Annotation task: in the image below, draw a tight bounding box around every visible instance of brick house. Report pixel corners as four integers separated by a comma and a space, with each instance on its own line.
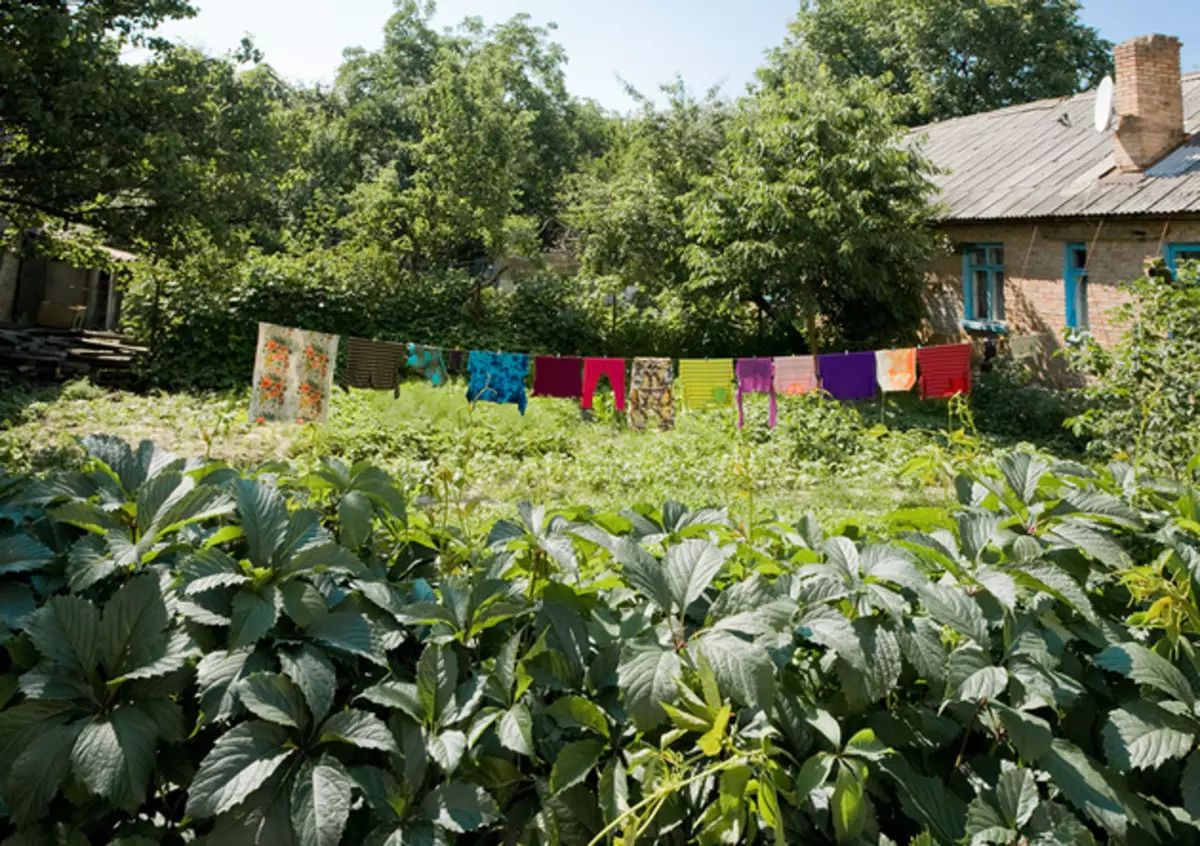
913, 34, 1200, 375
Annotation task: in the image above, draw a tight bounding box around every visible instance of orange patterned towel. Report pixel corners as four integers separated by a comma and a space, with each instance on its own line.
773, 356, 819, 396
875, 348, 917, 393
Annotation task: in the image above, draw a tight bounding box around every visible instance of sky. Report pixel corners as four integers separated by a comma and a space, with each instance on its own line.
156, 0, 1200, 112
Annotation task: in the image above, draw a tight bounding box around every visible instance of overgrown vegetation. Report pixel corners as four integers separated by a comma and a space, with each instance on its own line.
2, 434, 1200, 844
1065, 259, 1200, 475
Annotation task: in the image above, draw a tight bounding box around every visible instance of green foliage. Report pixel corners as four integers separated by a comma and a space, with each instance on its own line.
1064, 259, 1200, 474
969, 359, 1085, 453
772, 0, 1113, 125
2, 435, 1200, 843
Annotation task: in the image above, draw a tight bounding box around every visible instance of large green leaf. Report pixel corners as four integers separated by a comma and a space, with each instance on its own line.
0, 532, 54, 575
186, 720, 294, 818
98, 575, 169, 676
70, 706, 159, 807
319, 708, 399, 753
4, 719, 84, 826
1094, 643, 1195, 708
663, 539, 727, 612
798, 606, 867, 671
291, 756, 354, 846
338, 490, 374, 551
995, 768, 1039, 829
420, 782, 499, 833
832, 764, 867, 842
549, 739, 605, 794
992, 704, 1052, 761
1102, 701, 1195, 771
920, 583, 989, 645
1038, 739, 1127, 836
0, 582, 35, 629
0, 701, 77, 772
237, 673, 309, 729
235, 479, 290, 568
197, 648, 269, 723
308, 612, 386, 666
26, 595, 99, 675
1045, 521, 1130, 570
690, 630, 776, 711
180, 548, 248, 595
614, 537, 672, 611
617, 646, 681, 730
418, 644, 458, 725
280, 645, 337, 724
545, 696, 609, 738
361, 680, 423, 723
230, 587, 282, 649
498, 703, 535, 757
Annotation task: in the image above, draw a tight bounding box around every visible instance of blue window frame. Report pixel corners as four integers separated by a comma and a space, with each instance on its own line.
1166, 243, 1200, 277
1065, 243, 1089, 330
963, 243, 1005, 329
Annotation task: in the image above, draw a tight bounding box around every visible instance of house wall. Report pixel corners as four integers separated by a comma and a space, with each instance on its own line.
44, 261, 90, 308
924, 218, 1200, 377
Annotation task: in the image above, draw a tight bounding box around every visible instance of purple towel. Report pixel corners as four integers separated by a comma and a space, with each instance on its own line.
817, 352, 877, 401
736, 358, 776, 428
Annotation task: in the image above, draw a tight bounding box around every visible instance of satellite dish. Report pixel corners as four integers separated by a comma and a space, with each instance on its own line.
1094, 76, 1115, 132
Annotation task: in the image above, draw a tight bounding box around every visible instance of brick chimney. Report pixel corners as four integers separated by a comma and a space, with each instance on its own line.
1113, 34, 1186, 173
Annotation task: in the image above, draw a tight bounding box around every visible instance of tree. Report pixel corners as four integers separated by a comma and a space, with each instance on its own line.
0, 0, 294, 253
769, 0, 1112, 125
684, 61, 941, 351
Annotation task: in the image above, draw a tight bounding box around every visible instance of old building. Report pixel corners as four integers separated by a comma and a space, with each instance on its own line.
913, 34, 1200, 372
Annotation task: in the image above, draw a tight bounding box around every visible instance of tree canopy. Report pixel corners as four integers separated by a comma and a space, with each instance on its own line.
771, 0, 1113, 125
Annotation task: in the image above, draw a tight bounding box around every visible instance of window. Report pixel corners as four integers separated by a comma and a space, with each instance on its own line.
963, 244, 1005, 327
1065, 243, 1089, 330
1166, 243, 1200, 278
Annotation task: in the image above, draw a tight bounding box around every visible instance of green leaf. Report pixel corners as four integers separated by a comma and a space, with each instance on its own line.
98, 575, 169, 676
70, 706, 158, 807
230, 587, 282, 649
26, 595, 99, 675
1012, 564, 1097, 624
1046, 521, 1130, 569
995, 768, 1039, 829
958, 667, 1008, 703
418, 644, 458, 725
499, 703, 535, 757
549, 739, 605, 794
113, 629, 194, 683
1182, 750, 1200, 820
237, 673, 309, 729
186, 720, 294, 818
964, 797, 1012, 846
280, 644, 337, 724
798, 606, 867, 671
197, 648, 267, 724
66, 535, 117, 592
920, 583, 989, 645
993, 704, 1052, 761
236, 479, 290, 569
338, 491, 374, 550
599, 757, 629, 823
618, 646, 681, 730
0, 582, 36, 629
1094, 642, 1195, 708
832, 764, 867, 842
615, 537, 672, 611
4, 719, 84, 826
545, 695, 610, 738
361, 680, 423, 723
180, 548, 247, 595
795, 753, 835, 800
1102, 701, 1195, 771
50, 500, 122, 535
664, 538, 727, 611
308, 612, 386, 666
0, 532, 54, 575
420, 782, 499, 833
1038, 739, 1127, 836
690, 630, 776, 710
0, 701, 75, 772
281, 580, 328, 627
320, 708, 399, 753
428, 729, 467, 775
291, 756, 354, 846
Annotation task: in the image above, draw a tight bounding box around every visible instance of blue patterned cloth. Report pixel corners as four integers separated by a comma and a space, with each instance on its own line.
466, 352, 530, 414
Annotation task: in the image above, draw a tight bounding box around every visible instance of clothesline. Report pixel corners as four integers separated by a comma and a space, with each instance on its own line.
246, 320, 976, 430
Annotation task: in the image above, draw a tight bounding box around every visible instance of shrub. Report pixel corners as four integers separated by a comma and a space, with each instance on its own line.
2, 436, 1200, 843
1064, 258, 1200, 473
969, 358, 1085, 451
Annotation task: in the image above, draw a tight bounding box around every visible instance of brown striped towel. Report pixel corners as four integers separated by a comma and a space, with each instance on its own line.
345, 337, 405, 396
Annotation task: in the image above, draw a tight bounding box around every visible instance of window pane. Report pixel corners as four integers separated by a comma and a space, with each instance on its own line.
969, 248, 986, 266
989, 247, 1004, 267
1178, 249, 1200, 265
1077, 275, 1089, 328
991, 270, 1006, 320
1071, 247, 1087, 270
973, 270, 989, 318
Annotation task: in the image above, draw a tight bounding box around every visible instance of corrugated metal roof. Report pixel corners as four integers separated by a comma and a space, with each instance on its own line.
910, 72, 1200, 221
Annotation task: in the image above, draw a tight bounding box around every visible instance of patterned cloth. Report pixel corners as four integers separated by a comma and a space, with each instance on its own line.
582, 358, 627, 411
345, 337, 405, 395
773, 356, 820, 396
628, 358, 675, 431
875, 348, 917, 393
466, 351, 530, 414
249, 322, 339, 424
817, 353, 877, 401
533, 356, 584, 399
445, 349, 469, 376
736, 358, 776, 428
407, 344, 449, 387
678, 359, 735, 411
918, 344, 972, 399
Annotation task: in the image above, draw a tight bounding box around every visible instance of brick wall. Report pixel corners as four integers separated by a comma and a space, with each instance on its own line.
1113, 35, 1185, 172
923, 218, 1200, 380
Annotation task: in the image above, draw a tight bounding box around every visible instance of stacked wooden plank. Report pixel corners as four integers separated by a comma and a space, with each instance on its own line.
0, 326, 148, 381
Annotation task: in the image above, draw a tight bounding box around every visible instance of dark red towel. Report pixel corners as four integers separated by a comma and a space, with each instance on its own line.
918, 344, 972, 399
533, 356, 584, 399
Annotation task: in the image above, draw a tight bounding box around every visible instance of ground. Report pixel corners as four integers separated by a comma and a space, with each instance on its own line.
0, 378, 1048, 532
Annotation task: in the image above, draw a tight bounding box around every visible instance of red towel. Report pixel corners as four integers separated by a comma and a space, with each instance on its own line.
918, 344, 972, 399
533, 356, 583, 399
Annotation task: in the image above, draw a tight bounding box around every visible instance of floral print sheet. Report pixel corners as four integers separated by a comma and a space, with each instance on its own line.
249, 322, 339, 424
